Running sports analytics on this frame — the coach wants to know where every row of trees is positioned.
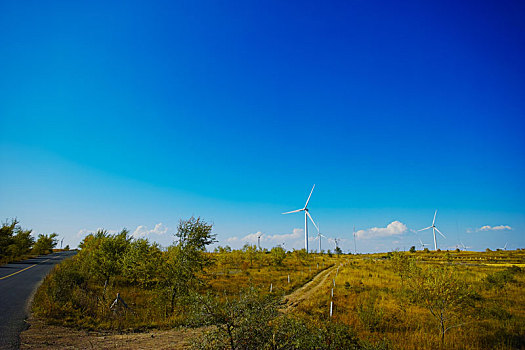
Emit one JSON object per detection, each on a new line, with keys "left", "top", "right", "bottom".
{"left": 38, "top": 216, "right": 217, "bottom": 322}
{"left": 0, "top": 219, "right": 59, "bottom": 263}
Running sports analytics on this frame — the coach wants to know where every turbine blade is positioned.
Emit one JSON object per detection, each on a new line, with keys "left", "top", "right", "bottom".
{"left": 432, "top": 210, "right": 438, "bottom": 225}
{"left": 417, "top": 226, "right": 433, "bottom": 232}
{"left": 304, "top": 184, "right": 315, "bottom": 208}
{"left": 282, "top": 209, "right": 303, "bottom": 215}
{"left": 435, "top": 227, "right": 446, "bottom": 239}
{"left": 306, "top": 211, "right": 319, "bottom": 232}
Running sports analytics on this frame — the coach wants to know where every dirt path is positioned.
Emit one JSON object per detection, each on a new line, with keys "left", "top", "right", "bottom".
{"left": 281, "top": 264, "right": 338, "bottom": 312}
{"left": 20, "top": 317, "right": 202, "bottom": 350}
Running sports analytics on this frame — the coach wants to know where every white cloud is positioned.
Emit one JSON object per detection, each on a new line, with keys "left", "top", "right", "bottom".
{"left": 477, "top": 225, "right": 512, "bottom": 232}
{"left": 265, "top": 228, "right": 303, "bottom": 242}
{"left": 132, "top": 223, "right": 169, "bottom": 239}
{"left": 355, "top": 221, "right": 408, "bottom": 239}
{"left": 224, "top": 228, "right": 306, "bottom": 250}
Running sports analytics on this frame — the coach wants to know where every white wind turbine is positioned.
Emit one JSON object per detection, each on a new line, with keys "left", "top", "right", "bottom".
{"left": 418, "top": 238, "right": 429, "bottom": 250}
{"left": 353, "top": 225, "right": 357, "bottom": 254}
{"left": 328, "top": 237, "right": 340, "bottom": 251}
{"left": 314, "top": 226, "right": 327, "bottom": 253}
{"left": 418, "top": 209, "right": 446, "bottom": 251}
{"left": 257, "top": 233, "right": 262, "bottom": 250}
{"left": 460, "top": 241, "right": 471, "bottom": 251}
{"left": 282, "top": 184, "right": 319, "bottom": 252}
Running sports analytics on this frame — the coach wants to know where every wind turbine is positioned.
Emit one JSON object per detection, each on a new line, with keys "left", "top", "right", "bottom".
{"left": 328, "top": 237, "right": 340, "bottom": 251}
{"left": 257, "top": 233, "right": 262, "bottom": 250}
{"left": 460, "top": 241, "right": 471, "bottom": 251}
{"left": 418, "top": 209, "right": 446, "bottom": 251}
{"left": 282, "top": 184, "right": 319, "bottom": 252}
{"left": 353, "top": 225, "right": 357, "bottom": 254}
{"left": 418, "top": 238, "right": 429, "bottom": 250}
{"left": 314, "top": 226, "right": 327, "bottom": 253}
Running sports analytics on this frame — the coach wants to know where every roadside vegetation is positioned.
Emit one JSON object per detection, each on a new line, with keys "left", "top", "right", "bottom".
{"left": 0, "top": 218, "right": 61, "bottom": 264}
{"left": 32, "top": 218, "right": 525, "bottom": 349}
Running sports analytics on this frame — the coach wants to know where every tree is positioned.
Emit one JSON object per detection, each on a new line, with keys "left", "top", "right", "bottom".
{"left": 163, "top": 217, "right": 216, "bottom": 312}
{"left": 334, "top": 246, "right": 343, "bottom": 255}
{"left": 390, "top": 251, "right": 417, "bottom": 287}
{"left": 76, "top": 229, "right": 131, "bottom": 287}
{"left": 192, "top": 288, "right": 278, "bottom": 350}
{"left": 407, "top": 265, "right": 475, "bottom": 343}
{"left": 409, "top": 246, "right": 416, "bottom": 253}
{"left": 242, "top": 243, "right": 257, "bottom": 266}
{"left": 0, "top": 219, "right": 35, "bottom": 261}
{"left": 92, "top": 229, "right": 131, "bottom": 285}
{"left": 270, "top": 246, "right": 286, "bottom": 266}
{"left": 32, "top": 233, "right": 58, "bottom": 255}
{"left": 122, "top": 238, "right": 163, "bottom": 287}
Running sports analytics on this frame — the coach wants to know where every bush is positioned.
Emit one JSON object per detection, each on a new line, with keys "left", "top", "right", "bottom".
{"left": 0, "top": 218, "right": 35, "bottom": 262}
{"left": 191, "top": 288, "right": 361, "bottom": 350}
{"left": 483, "top": 266, "right": 521, "bottom": 290}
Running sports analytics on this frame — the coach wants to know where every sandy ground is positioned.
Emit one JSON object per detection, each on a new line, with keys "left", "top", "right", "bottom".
{"left": 20, "top": 265, "right": 338, "bottom": 349}
{"left": 20, "top": 318, "right": 204, "bottom": 350}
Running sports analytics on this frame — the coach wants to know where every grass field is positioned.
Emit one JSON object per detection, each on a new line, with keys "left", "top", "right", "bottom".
{"left": 31, "top": 229, "right": 525, "bottom": 349}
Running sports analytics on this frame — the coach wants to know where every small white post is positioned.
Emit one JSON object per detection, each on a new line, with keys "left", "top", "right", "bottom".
{"left": 317, "top": 263, "right": 319, "bottom": 269}
{"left": 270, "top": 283, "right": 273, "bottom": 293}
{"left": 331, "top": 288, "right": 334, "bottom": 298}
{"left": 333, "top": 279, "right": 335, "bottom": 287}
{"left": 287, "top": 274, "right": 290, "bottom": 284}
{"left": 330, "top": 301, "right": 333, "bottom": 317}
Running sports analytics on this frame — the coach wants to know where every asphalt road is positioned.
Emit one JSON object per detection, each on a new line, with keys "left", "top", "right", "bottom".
{"left": 0, "top": 251, "right": 77, "bottom": 350}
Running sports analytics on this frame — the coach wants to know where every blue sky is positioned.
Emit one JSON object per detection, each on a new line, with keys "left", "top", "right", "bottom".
{"left": 1, "top": 0, "right": 524, "bottom": 253}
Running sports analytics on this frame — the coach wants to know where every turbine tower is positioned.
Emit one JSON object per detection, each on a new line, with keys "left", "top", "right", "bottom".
{"left": 353, "top": 225, "right": 357, "bottom": 254}
{"left": 282, "top": 184, "right": 318, "bottom": 252}
{"left": 257, "top": 233, "right": 262, "bottom": 250}
{"left": 418, "top": 209, "right": 446, "bottom": 251}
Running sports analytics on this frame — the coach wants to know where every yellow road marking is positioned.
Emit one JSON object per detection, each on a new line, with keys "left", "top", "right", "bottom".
{"left": 0, "top": 258, "right": 52, "bottom": 281}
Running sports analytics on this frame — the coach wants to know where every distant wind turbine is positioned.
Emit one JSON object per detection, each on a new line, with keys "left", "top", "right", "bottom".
{"left": 418, "top": 210, "right": 446, "bottom": 251}
{"left": 353, "top": 225, "right": 357, "bottom": 254}
{"left": 282, "top": 184, "right": 319, "bottom": 252}
{"left": 328, "top": 237, "right": 340, "bottom": 251}
{"left": 418, "top": 238, "right": 429, "bottom": 250}
{"left": 460, "top": 241, "right": 471, "bottom": 251}
{"left": 257, "top": 233, "right": 262, "bottom": 250}
{"left": 314, "top": 226, "right": 327, "bottom": 253}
